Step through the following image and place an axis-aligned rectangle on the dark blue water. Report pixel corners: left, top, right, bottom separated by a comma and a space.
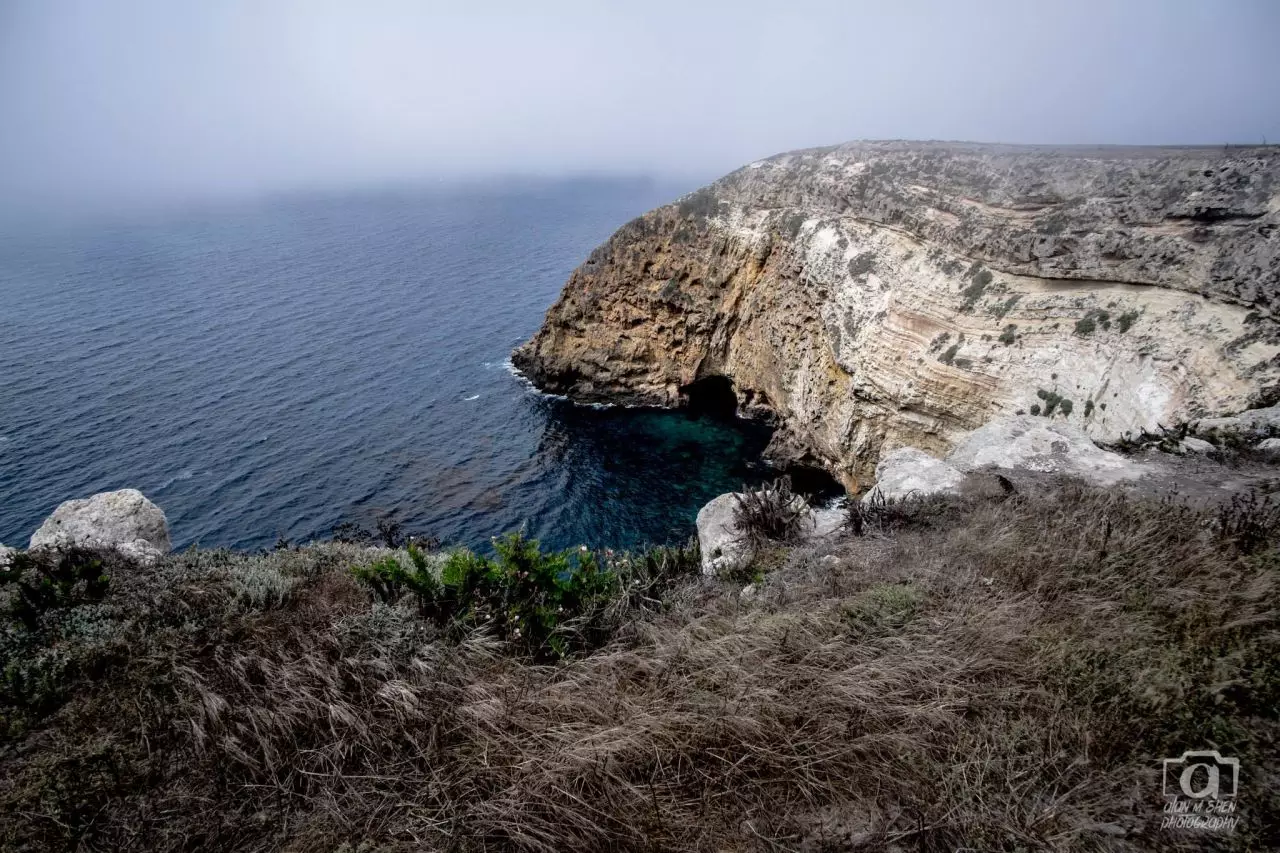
0, 179, 776, 552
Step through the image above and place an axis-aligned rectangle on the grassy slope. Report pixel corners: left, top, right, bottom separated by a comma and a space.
1, 479, 1277, 852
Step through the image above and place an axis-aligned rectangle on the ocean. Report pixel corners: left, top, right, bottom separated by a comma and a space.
0, 178, 779, 553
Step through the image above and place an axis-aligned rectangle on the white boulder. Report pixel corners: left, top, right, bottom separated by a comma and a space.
0, 544, 14, 570
946, 415, 1142, 486
696, 490, 844, 575
29, 489, 171, 563
1180, 437, 1216, 454
863, 447, 965, 503
696, 492, 753, 576
1193, 405, 1280, 443
1256, 437, 1280, 454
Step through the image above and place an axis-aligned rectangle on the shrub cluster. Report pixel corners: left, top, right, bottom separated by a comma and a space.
350, 533, 681, 660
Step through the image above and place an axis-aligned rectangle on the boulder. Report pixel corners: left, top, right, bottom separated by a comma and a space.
1180, 437, 1216, 454
29, 489, 171, 563
1257, 437, 1280, 454
696, 492, 753, 576
696, 491, 845, 575
806, 502, 847, 539
863, 447, 965, 503
1193, 405, 1280, 443
946, 415, 1143, 486
0, 544, 14, 570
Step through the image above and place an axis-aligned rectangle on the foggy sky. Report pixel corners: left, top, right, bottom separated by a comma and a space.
2, 0, 1278, 214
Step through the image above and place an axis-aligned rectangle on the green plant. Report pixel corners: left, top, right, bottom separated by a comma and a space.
939, 342, 961, 365
1117, 310, 1140, 333
998, 324, 1017, 345
845, 582, 922, 632
1075, 309, 1112, 337
1035, 388, 1071, 417
2, 548, 119, 631
349, 533, 629, 659
960, 268, 993, 311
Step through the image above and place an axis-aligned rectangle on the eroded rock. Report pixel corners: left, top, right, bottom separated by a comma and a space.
946, 416, 1143, 486
1193, 405, 1280, 444
515, 141, 1280, 485
863, 447, 965, 503
696, 491, 845, 575
696, 493, 752, 576
29, 489, 171, 563
1180, 437, 1216, 454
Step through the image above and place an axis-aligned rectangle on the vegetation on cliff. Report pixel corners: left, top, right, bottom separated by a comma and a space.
2, 480, 1279, 851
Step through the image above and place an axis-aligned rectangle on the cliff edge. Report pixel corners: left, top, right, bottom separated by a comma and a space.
514, 141, 1280, 488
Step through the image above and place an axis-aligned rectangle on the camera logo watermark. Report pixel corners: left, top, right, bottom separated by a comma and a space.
1160, 750, 1240, 833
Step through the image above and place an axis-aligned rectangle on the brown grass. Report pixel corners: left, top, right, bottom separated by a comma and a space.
2, 479, 1277, 852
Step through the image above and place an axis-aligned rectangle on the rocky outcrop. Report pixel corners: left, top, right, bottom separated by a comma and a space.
0, 544, 14, 570
696, 490, 845, 575
1190, 403, 1280, 445
947, 415, 1143, 484
29, 488, 171, 563
515, 141, 1280, 487
863, 447, 965, 502
696, 493, 753, 576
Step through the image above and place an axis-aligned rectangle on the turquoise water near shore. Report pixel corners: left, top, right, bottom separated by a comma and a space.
0, 179, 779, 552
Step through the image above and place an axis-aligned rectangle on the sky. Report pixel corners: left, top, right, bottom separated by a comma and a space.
1, 0, 1278, 213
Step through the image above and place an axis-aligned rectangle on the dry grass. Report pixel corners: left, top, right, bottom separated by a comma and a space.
2, 479, 1278, 852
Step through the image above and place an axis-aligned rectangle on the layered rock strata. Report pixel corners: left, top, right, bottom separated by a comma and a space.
515, 141, 1280, 487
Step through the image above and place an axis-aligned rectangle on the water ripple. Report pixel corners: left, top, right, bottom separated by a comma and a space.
0, 180, 776, 552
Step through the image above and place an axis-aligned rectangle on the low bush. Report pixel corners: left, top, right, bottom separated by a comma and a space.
732, 476, 807, 547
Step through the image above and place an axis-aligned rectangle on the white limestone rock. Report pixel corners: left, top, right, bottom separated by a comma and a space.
696, 492, 753, 576
946, 416, 1143, 486
1193, 405, 1280, 443
696, 490, 843, 575
863, 447, 965, 503
516, 142, 1280, 489
1256, 437, 1280, 454
29, 489, 171, 564
1180, 437, 1216, 454
0, 545, 14, 570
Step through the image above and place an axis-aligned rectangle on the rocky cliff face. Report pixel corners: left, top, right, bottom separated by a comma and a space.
514, 141, 1280, 488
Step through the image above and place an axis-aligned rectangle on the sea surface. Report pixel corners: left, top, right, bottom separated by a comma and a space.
0, 179, 780, 552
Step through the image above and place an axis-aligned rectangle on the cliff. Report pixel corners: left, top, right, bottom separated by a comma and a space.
513, 141, 1280, 488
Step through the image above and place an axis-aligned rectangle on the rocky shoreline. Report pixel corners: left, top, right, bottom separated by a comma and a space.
514, 141, 1280, 489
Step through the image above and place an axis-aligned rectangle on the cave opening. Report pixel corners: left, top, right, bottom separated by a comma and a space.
784, 464, 846, 501
681, 375, 739, 420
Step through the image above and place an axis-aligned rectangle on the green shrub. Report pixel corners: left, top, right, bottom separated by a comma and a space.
1117, 310, 1140, 333
1035, 388, 1071, 417
998, 324, 1017, 345
2, 548, 119, 631
845, 582, 922, 632
349, 534, 649, 660
1075, 309, 1112, 337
